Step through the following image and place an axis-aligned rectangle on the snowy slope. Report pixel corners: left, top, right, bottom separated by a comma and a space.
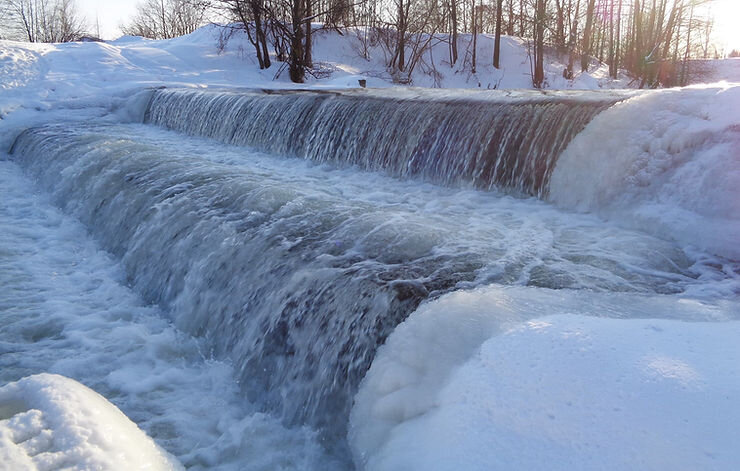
0, 25, 630, 149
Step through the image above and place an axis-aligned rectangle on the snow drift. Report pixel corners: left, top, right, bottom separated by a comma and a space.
0, 374, 182, 470
350, 286, 740, 471
550, 84, 740, 260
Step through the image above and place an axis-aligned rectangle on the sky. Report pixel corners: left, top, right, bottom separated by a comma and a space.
77, 0, 739, 53
77, 0, 139, 39
708, 0, 740, 53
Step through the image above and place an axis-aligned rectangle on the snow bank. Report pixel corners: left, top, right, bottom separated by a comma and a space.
0, 374, 182, 470
549, 84, 740, 260
350, 286, 740, 471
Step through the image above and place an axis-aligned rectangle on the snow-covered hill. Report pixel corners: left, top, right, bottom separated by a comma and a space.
0, 25, 632, 147
684, 57, 740, 84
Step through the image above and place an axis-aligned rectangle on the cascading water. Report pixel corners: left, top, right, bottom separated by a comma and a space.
144, 88, 624, 196
6, 85, 738, 469
9, 124, 492, 443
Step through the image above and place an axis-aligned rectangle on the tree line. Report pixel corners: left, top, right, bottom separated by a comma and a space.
1, 0, 86, 43
0, 0, 724, 87
210, 0, 721, 86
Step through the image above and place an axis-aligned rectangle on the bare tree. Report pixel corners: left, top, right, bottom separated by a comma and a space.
376, 0, 444, 81
212, 0, 271, 69
121, 0, 210, 39
448, 0, 459, 65
493, 0, 503, 68
470, 0, 477, 72
1, 0, 86, 42
580, 0, 595, 72
201, 0, 721, 87
532, 0, 546, 86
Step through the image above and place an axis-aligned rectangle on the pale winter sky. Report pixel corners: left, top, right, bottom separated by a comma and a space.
78, 0, 739, 52
708, 0, 740, 53
76, 0, 139, 39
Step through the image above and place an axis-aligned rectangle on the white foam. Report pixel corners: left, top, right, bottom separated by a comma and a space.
350, 286, 740, 470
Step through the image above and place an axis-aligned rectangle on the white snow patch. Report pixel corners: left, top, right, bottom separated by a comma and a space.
0, 374, 183, 471
350, 285, 740, 471
550, 84, 740, 260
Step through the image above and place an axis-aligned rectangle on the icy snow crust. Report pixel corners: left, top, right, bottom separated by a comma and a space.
351, 288, 740, 471
550, 84, 740, 260
1, 25, 739, 471
0, 374, 182, 470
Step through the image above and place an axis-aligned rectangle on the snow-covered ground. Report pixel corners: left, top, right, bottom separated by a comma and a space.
0, 26, 629, 147
351, 287, 740, 471
685, 57, 740, 84
1, 25, 739, 471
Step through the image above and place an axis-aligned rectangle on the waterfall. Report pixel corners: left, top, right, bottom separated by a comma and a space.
9, 124, 491, 446
145, 88, 622, 196
8, 88, 643, 456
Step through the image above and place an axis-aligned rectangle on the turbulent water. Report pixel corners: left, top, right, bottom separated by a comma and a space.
3, 86, 739, 469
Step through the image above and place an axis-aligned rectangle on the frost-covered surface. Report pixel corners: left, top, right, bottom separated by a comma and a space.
351, 286, 740, 471
550, 84, 740, 260
0, 374, 182, 470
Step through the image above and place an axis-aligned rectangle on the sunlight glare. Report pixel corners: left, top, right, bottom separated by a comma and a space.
711, 0, 740, 53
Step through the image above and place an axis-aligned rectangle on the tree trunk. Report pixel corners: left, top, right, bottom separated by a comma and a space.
290, 0, 306, 82
609, 0, 616, 77
471, 0, 477, 73
305, 0, 313, 68
519, 0, 525, 37
534, 0, 546, 87
506, 0, 514, 35
493, 0, 503, 68
554, 0, 565, 48
581, 0, 596, 72
566, 0, 580, 77
614, 0, 622, 78
450, 0, 458, 65
397, 0, 406, 72
252, 0, 271, 69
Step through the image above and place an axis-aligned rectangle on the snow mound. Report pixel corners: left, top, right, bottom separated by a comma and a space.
0, 374, 183, 471
350, 286, 740, 471
549, 84, 740, 259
